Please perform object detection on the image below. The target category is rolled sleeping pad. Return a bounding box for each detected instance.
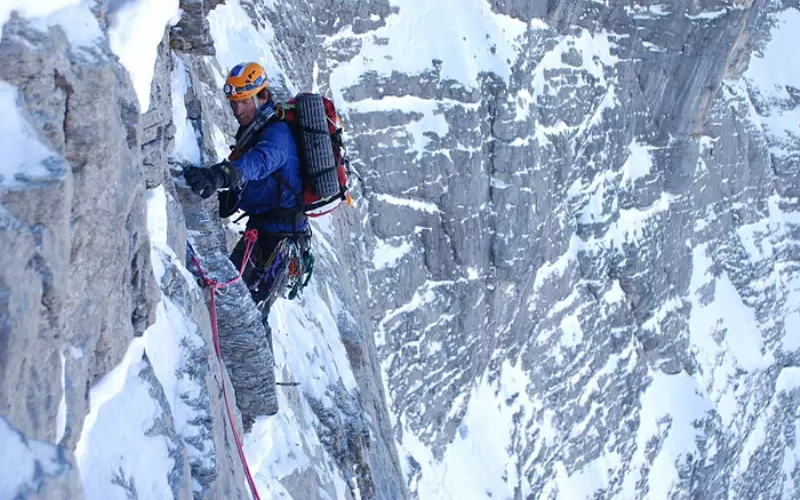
[296,93,339,198]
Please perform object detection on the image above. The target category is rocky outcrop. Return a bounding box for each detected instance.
[0,4,157,474]
[0,4,258,499]
[313,0,800,497]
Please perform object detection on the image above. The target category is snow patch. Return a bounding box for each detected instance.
[107,0,181,112]
[328,0,527,96]
[621,141,654,185]
[373,237,413,270]
[375,193,441,213]
[75,336,176,500]
[56,350,67,444]
[170,54,202,166]
[0,417,68,499]
[0,82,61,187]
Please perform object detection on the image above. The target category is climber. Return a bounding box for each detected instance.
[183,61,311,320]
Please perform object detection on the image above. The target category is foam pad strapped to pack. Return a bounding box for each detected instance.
[296,93,339,198]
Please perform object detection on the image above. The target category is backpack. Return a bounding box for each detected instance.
[274,93,351,218]
[227,93,352,221]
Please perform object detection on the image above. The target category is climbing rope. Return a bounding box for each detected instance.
[187,229,262,500]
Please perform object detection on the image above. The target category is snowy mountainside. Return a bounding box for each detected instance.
[310,0,800,498]
[1,0,800,499]
[1,0,402,499]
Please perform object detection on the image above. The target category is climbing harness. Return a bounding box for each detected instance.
[186,229,262,500]
[249,234,314,308]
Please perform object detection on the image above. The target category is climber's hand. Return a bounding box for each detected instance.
[184,162,241,199]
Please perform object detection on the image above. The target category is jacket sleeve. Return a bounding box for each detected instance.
[232,123,291,181]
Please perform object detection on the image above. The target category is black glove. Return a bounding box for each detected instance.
[218,189,241,218]
[184,161,242,199]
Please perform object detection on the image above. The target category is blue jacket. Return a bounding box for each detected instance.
[232,101,307,233]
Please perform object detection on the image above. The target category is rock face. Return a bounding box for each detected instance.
[1,1,404,499]
[3,0,799,499]
[0,9,157,499]
[311,0,800,497]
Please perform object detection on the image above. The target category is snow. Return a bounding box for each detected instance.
[686,242,774,428]
[328,0,527,97]
[776,368,800,393]
[29,3,104,50]
[0,0,80,39]
[622,372,712,499]
[145,185,195,285]
[559,314,584,348]
[170,54,202,166]
[76,181,214,499]
[146,186,169,249]
[621,141,654,185]
[612,192,675,247]
[377,280,452,345]
[397,360,538,499]
[689,243,771,371]
[347,96,452,157]
[685,9,728,21]
[0,416,67,499]
[144,293,213,475]
[552,452,623,500]
[107,0,181,112]
[207,0,285,93]
[56,350,67,444]
[241,247,364,497]
[745,8,800,140]
[269,280,359,398]
[375,193,441,213]
[0,82,61,187]
[373,237,414,270]
[75,336,176,500]
[531,30,620,98]
[624,4,671,19]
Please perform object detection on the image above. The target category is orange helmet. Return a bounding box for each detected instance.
[223,62,268,101]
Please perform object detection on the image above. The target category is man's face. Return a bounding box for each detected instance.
[230,98,256,127]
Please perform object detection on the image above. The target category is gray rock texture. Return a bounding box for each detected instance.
[314,0,800,497]
[3,0,799,499]
[0,8,157,453]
